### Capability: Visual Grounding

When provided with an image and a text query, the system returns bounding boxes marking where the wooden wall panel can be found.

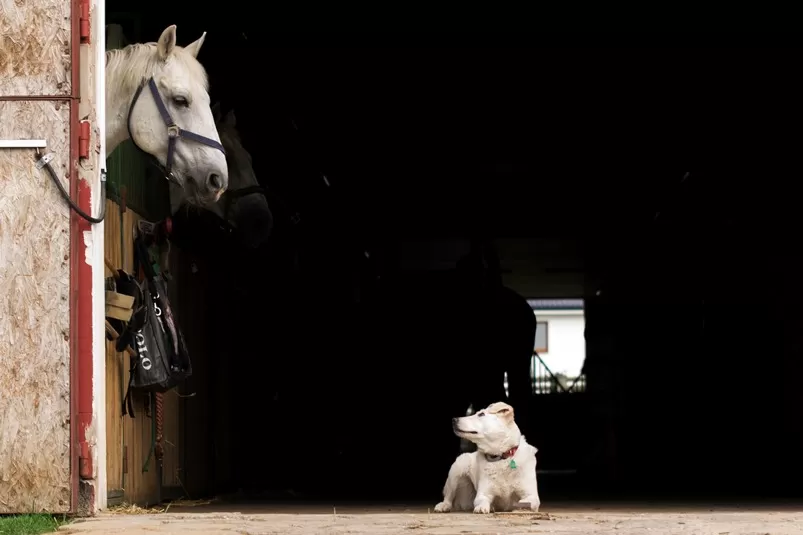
[103,200,166,506]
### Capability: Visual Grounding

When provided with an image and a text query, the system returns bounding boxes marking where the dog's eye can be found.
[478,412,485,418]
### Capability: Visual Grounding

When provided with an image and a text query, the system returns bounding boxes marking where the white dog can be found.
[434,401,540,514]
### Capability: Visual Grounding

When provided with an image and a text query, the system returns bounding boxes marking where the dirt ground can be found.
[58,502,803,534]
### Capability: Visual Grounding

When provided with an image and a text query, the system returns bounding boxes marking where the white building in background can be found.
[528,299,586,393]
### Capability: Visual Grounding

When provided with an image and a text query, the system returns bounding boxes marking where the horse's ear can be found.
[211,102,222,123]
[157,25,177,60]
[184,31,206,59]
[223,109,236,128]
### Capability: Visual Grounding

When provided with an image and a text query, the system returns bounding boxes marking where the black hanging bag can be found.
[122,235,192,417]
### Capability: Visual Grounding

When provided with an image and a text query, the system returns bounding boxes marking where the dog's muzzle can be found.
[452,419,477,434]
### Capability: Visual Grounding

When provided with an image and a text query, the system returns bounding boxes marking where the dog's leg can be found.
[472,493,492,514]
[517,479,541,512]
[434,470,462,513]
[434,478,457,512]
[472,482,493,514]
[453,479,475,511]
[435,454,472,513]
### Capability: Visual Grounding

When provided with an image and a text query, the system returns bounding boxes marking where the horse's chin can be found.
[181,195,201,209]
[182,188,215,209]
[197,193,221,208]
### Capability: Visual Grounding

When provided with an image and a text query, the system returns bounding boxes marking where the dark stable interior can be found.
[105,8,803,506]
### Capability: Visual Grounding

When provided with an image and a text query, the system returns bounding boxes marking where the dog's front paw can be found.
[473,503,491,514]
[434,502,451,513]
[516,500,540,512]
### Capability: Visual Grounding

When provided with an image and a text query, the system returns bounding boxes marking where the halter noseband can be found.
[127,77,226,185]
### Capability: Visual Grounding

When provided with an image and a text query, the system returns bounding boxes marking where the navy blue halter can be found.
[127,77,225,184]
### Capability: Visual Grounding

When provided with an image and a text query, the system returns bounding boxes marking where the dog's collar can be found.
[484,446,518,463]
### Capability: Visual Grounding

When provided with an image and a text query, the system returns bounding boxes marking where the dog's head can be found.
[452,402,521,453]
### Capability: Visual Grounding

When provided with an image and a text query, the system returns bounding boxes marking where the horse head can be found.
[169,103,273,249]
[106,25,228,207]
[211,104,273,248]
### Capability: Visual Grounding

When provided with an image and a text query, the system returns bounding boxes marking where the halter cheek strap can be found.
[127,77,226,184]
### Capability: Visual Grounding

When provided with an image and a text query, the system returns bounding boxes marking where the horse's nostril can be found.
[208,173,223,190]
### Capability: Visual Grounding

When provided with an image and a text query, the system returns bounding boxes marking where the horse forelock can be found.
[105,42,209,93]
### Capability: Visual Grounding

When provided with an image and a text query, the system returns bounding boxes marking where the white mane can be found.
[105,42,209,95]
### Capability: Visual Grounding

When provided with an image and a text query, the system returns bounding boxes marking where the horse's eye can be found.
[478,412,485,418]
[173,96,189,107]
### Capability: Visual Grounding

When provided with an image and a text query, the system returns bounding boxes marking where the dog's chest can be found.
[477,458,522,495]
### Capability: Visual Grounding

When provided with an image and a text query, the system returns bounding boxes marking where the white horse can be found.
[169,104,273,248]
[105,24,228,207]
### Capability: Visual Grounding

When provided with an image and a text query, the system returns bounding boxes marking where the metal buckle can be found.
[167,124,180,138]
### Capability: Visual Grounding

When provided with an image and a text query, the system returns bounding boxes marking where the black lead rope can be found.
[37,149,107,224]
[127,77,226,184]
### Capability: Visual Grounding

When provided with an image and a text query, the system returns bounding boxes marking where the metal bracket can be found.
[0,139,47,149]
[35,152,55,170]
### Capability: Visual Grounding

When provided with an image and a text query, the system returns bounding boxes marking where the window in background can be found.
[535,321,548,353]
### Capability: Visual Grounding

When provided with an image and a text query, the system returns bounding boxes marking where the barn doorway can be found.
[101,10,803,511]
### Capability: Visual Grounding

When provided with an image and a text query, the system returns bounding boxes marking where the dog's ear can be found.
[487,402,515,421]
[495,406,513,420]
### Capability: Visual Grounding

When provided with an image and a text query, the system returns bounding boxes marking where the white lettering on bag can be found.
[134,331,153,370]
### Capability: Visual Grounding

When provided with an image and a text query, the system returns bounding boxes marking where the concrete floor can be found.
[60,502,803,534]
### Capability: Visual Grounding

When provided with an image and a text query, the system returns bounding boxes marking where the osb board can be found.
[0,101,71,513]
[0,0,72,96]
[102,200,161,507]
